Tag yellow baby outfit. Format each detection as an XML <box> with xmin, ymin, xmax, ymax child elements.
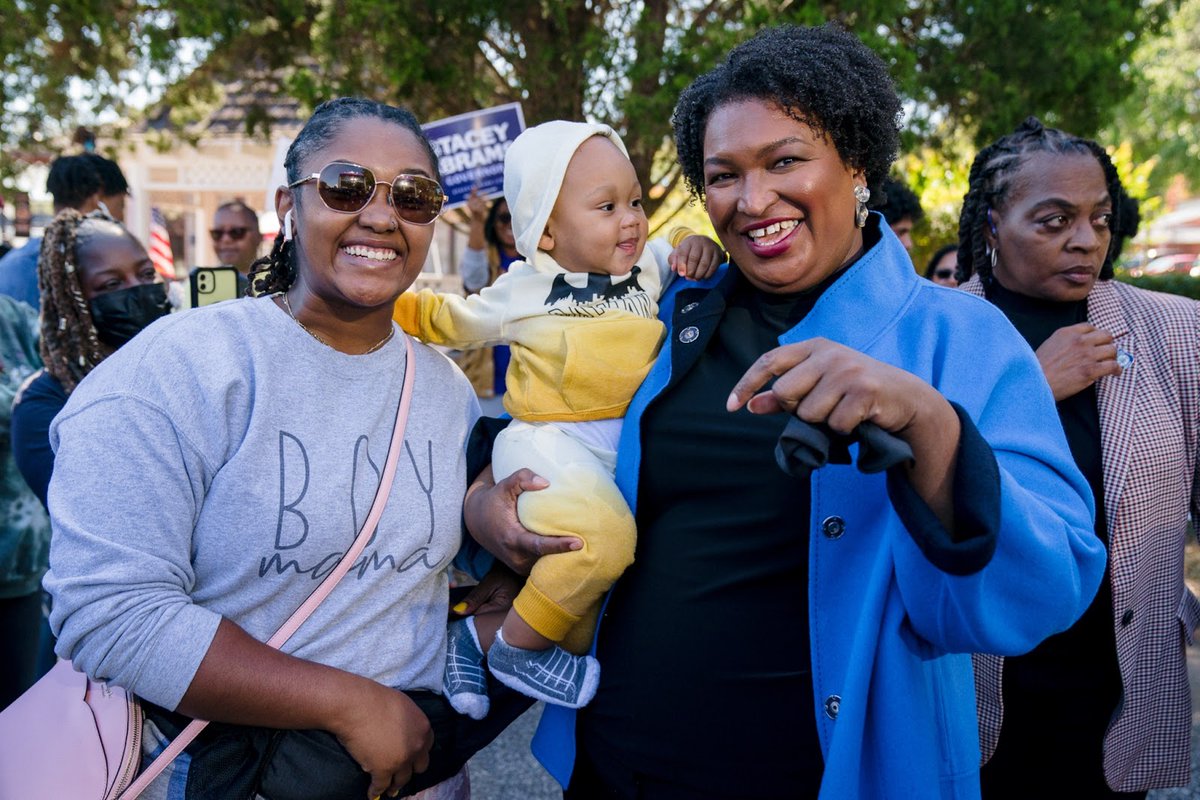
<box><xmin>394</xmin><ymin>238</ymin><xmax>675</xmax><ymax>652</ymax></box>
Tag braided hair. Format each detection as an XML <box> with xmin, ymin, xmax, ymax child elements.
<box><xmin>957</xmin><ymin>117</ymin><xmax>1123</xmax><ymax>285</ymax></box>
<box><xmin>672</xmin><ymin>24</ymin><xmax>902</xmax><ymax>203</ymax></box>
<box><xmin>37</xmin><ymin>209</ymin><xmax>114</xmax><ymax>392</ymax></box>
<box><xmin>249</xmin><ymin>97</ymin><xmax>440</xmax><ymax>297</ymax></box>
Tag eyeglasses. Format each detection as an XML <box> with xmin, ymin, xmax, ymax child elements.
<box><xmin>289</xmin><ymin>161</ymin><xmax>446</xmax><ymax>225</ymax></box>
<box><xmin>934</xmin><ymin>269</ymin><xmax>955</xmax><ymax>280</ymax></box>
<box><xmin>210</xmin><ymin>227</ymin><xmax>250</xmax><ymax>242</ymax></box>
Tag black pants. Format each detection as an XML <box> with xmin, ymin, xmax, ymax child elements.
<box><xmin>980</xmin><ymin>692</ymin><xmax>1146</xmax><ymax>800</ymax></box>
<box><xmin>144</xmin><ymin>675</ymin><xmax>531</xmax><ymax>800</ymax></box>
<box><xmin>0</xmin><ymin>591</ymin><xmax>42</xmax><ymax>710</ymax></box>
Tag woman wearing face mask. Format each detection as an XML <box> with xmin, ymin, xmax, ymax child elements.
<box><xmin>10</xmin><ymin>209</ymin><xmax>170</xmax><ymax>510</ymax></box>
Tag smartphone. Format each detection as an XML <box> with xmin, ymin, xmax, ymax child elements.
<box><xmin>189</xmin><ymin>266</ymin><xmax>248</xmax><ymax>307</ymax></box>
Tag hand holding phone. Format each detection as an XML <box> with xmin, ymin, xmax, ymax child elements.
<box><xmin>190</xmin><ymin>266</ymin><xmax>248</xmax><ymax>307</ymax></box>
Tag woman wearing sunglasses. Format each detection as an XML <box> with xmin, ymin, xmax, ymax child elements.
<box><xmin>924</xmin><ymin>243</ymin><xmax>959</xmax><ymax>287</ymax></box>
<box><xmin>457</xmin><ymin>190</ymin><xmax>521</xmax><ymax>399</ymax></box>
<box><xmin>41</xmin><ymin>98</ymin><xmax>531</xmax><ymax>800</ymax></box>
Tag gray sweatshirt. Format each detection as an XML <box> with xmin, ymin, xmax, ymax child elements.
<box><xmin>44</xmin><ymin>295</ymin><xmax>478</xmax><ymax>710</ymax></box>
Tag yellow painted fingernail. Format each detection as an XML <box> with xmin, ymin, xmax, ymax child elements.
<box><xmin>452</xmin><ymin>601</ymin><xmax>468</xmax><ymax>614</ymax></box>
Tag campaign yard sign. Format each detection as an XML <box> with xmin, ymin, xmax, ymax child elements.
<box><xmin>422</xmin><ymin>102</ymin><xmax>525</xmax><ymax>210</ymax></box>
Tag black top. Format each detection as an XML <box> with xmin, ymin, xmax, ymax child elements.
<box><xmin>578</xmin><ymin>270</ymin><xmax>829</xmax><ymax>798</ymax></box>
<box><xmin>10</xmin><ymin>369</ymin><xmax>68</xmax><ymax>510</ymax></box>
<box><xmin>985</xmin><ymin>281</ymin><xmax>1120</xmax><ymax>705</ymax></box>
<box><xmin>575</xmin><ymin>246</ymin><xmax>1004</xmax><ymax>798</ymax></box>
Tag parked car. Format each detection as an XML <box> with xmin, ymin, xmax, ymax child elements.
<box><xmin>1129</xmin><ymin>253</ymin><xmax>1200</xmax><ymax>277</ymax></box>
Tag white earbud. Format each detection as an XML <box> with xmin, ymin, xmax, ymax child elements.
<box><xmin>283</xmin><ymin>209</ymin><xmax>294</xmax><ymax>241</ymax></box>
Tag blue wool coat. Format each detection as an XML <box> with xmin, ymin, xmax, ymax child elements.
<box><xmin>531</xmin><ymin>221</ymin><xmax>1107</xmax><ymax>799</ymax></box>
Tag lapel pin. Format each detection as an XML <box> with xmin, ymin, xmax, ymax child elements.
<box><xmin>1116</xmin><ymin>349</ymin><xmax>1133</xmax><ymax>370</ymax></box>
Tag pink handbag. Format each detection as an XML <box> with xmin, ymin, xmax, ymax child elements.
<box><xmin>0</xmin><ymin>334</ymin><xmax>415</xmax><ymax>800</ymax></box>
<box><xmin>0</xmin><ymin>660</ymin><xmax>144</xmax><ymax>799</ymax></box>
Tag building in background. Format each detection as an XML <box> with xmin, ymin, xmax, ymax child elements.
<box><xmin>117</xmin><ymin>72</ymin><xmax>466</xmax><ymax>292</ymax></box>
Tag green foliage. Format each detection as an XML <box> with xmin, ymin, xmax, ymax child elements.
<box><xmin>1109</xmin><ymin>0</ymin><xmax>1200</xmax><ymax>196</ymax></box>
<box><xmin>0</xmin><ymin>0</ymin><xmax>1176</xmax><ymax>213</ymax></box>
<box><xmin>912</xmin><ymin>0</ymin><xmax>1171</xmax><ymax>147</ymax></box>
<box><xmin>1116</xmin><ymin>272</ymin><xmax>1200</xmax><ymax>300</ymax></box>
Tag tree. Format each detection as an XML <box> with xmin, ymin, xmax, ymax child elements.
<box><xmin>0</xmin><ymin>0</ymin><xmax>1172</xmax><ymax>220</ymax></box>
<box><xmin>1108</xmin><ymin>0</ymin><xmax>1200</xmax><ymax>196</ymax></box>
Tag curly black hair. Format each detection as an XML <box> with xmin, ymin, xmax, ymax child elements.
<box><xmin>871</xmin><ymin>177</ymin><xmax>924</xmax><ymax>226</ymax></box>
<box><xmin>672</xmin><ymin>23</ymin><xmax>902</xmax><ymax>202</ymax></box>
<box><xmin>249</xmin><ymin>97</ymin><xmax>440</xmax><ymax>297</ymax></box>
<box><xmin>45</xmin><ymin>155</ymin><xmax>102</xmax><ymax>210</ymax></box>
<box><xmin>957</xmin><ymin>116</ymin><xmax>1122</xmax><ymax>285</ymax></box>
<box><xmin>82</xmin><ymin>153</ymin><xmax>129</xmax><ymax>196</ymax></box>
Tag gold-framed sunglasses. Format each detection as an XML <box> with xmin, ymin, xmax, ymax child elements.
<box><xmin>289</xmin><ymin>161</ymin><xmax>447</xmax><ymax>225</ymax></box>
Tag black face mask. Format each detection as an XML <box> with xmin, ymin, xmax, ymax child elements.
<box><xmin>89</xmin><ymin>283</ymin><xmax>172</xmax><ymax>348</ymax></box>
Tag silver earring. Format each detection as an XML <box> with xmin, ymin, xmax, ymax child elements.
<box><xmin>988</xmin><ymin>244</ymin><xmax>998</xmax><ymax>270</ymax></box>
<box><xmin>854</xmin><ymin>185</ymin><xmax>870</xmax><ymax>228</ymax></box>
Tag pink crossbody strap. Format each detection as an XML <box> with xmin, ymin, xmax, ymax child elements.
<box><xmin>123</xmin><ymin>334</ymin><xmax>416</xmax><ymax>799</ymax></box>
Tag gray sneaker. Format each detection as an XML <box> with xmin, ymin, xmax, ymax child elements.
<box><xmin>444</xmin><ymin>618</ymin><xmax>489</xmax><ymax>719</ymax></box>
<box><xmin>487</xmin><ymin>629</ymin><xmax>600</xmax><ymax>709</ymax></box>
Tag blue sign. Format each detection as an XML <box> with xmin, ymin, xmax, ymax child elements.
<box><xmin>422</xmin><ymin>103</ymin><xmax>525</xmax><ymax>210</ymax></box>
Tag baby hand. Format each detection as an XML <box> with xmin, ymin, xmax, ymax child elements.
<box><xmin>668</xmin><ymin>234</ymin><xmax>724</xmax><ymax>281</ymax></box>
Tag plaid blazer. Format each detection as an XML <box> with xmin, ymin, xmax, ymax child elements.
<box><xmin>964</xmin><ymin>275</ymin><xmax>1200</xmax><ymax>791</ymax></box>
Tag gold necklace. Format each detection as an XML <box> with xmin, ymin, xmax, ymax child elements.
<box><xmin>280</xmin><ymin>292</ymin><xmax>395</xmax><ymax>355</ymax></box>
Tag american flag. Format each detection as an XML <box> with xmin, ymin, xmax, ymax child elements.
<box><xmin>148</xmin><ymin>207</ymin><xmax>175</xmax><ymax>280</ymax></box>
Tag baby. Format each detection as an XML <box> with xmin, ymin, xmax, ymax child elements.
<box><xmin>394</xmin><ymin>121</ymin><xmax>722</xmax><ymax>715</ymax></box>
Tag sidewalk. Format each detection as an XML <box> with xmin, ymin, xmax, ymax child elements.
<box><xmin>467</xmin><ymin>703</ymin><xmax>558</xmax><ymax>800</ymax></box>
<box><xmin>1148</xmin><ymin>643</ymin><xmax>1200</xmax><ymax>799</ymax></box>
<box><xmin>468</xmin><ymin>646</ymin><xmax>1200</xmax><ymax>800</ymax></box>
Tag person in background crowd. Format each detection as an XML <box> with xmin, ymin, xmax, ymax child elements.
<box><xmin>871</xmin><ymin>176</ymin><xmax>924</xmax><ymax>251</ymax></box>
<box><xmin>925</xmin><ymin>243</ymin><xmax>959</xmax><ymax>287</ymax></box>
<box><xmin>465</xmin><ymin>25</ymin><xmax>1105</xmax><ymax>799</ymax></box>
<box><xmin>0</xmin><ymin>293</ymin><xmax>50</xmax><ymax>710</ymax></box>
<box><xmin>959</xmin><ymin>116</ymin><xmax>1200</xmax><ymax>798</ymax></box>
<box><xmin>0</xmin><ymin>155</ymin><xmax>108</xmax><ymax>311</ymax></box>
<box><xmin>458</xmin><ymin>188</ymin><xmax>520</xmax><ymax>397</ymax></box>
<box><xmin>83</xmin><ymin>153</ymin><xmax>130</xmax><ymax>223</ymax></box>
<box><xmin>10</xmin><ymin>209</ymin><xmax>170</xmax><ymax>511</ymax></box>
<box><xmin>211</xmin><ymin>199</ymin><xmax>264</xmax><ymax>276</ymax></box>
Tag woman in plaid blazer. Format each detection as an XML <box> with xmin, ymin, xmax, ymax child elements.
<box><xmin>959</xmin><ymin>117</ymin><xmax>1200</xmax><ymax>796</ymax></box>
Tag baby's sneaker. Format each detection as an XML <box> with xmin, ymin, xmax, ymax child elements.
<box><xmin>443</xmin><ymin>618</ymin><xmax>489</xmax><ymax>720</ymax></box>
<box><xmin>487</xmin><ymin>629</ymin><xmax>600</xmax><ymax>709</ymax></box>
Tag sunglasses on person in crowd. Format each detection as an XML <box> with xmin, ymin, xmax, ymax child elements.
<box><xmin>210</xmin><ymin>227</ymin><xmax>250</xmax><ymax>242</ymax></box>
<box><xmin>497</xmin><ymin>212</ymin><xmax>512</xmax><ymax>225</ymax></box>
<box><xmin>934</xmin><ymin>269</ymin><xmax>955</xmax><ymax>280</ymax></box>
<box><xmin>289</xmin><ymin>161</ymin><xmax>447</xmax><ymax>225</ymax></box>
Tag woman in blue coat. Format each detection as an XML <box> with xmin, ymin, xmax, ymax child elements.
<box><xmin>464</xmin><ymin>24</ymin><xmax>1105</xmax><ymax>799</ymax></box>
